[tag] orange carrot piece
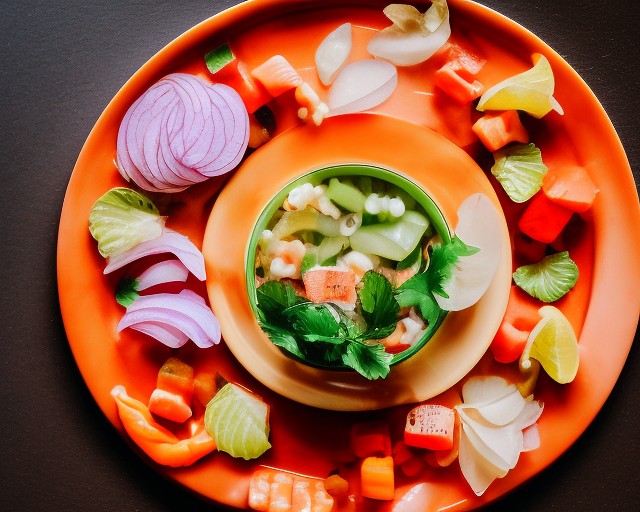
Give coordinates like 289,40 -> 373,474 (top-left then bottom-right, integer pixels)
323,474 -> 349,502
542,165 -> 599,213
148,389 -> 192,423
214,58 -> 271,113
148,357 -> 194,423
193,371 -> 216,408
404,404 -> 455,451
111,385 -> 216,467
303,268 -> 357,305
490,285 -> 541,363
251,55 -> 303,97
350,421 -> 392,458
518,192 -> 574,243
472,110 -> 529,152
360,456 -> 394,501
435,61 -> 485,103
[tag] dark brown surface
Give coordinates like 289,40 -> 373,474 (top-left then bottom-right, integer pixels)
0,0 -> 638,510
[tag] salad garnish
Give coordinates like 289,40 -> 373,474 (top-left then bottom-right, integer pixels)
491,142 -> 548,203
513,251 -> 579,302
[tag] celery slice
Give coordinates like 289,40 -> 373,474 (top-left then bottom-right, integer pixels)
513,251 -> 578,302
491,143 -> 548,203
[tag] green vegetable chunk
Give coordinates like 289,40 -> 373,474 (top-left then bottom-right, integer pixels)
88,187 -> 165,258
326,178 -> 366,212
204,43 -> 235,74
491,143 -> 548,203
513,251 -> 579,302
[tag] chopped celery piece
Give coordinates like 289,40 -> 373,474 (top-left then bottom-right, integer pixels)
326,178 -> 366,212
513,251 -> 578,302
204,43 -> 235,74
300,236 -> 350,274
349,210 -> 429,261
491,143 -> 548,203
271,209 -> 342,239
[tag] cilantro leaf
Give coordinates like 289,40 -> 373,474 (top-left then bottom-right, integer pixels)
342,341 -> 393,380
115,277 -> 139,307
358,271 -> 399,339
284,302 -> 342,341
395,277 -> 442,327
256,281 -> 305,323
259,323 -> 304,359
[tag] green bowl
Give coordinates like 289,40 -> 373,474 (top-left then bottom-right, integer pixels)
245,163 -> 451,372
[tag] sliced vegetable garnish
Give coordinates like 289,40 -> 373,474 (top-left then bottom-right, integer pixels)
116,259 -> 190,307
513,251 -> 578,302
455,376 -> 543,495
477,54 -> 563,118
491,143 -> 548,203
117,289 -> 221,348
88,187 -> 165,258
519,305 -> 579,384
367,0 -> 451,66
116,73 -> 249,192
204,43 -> 235,74
104,229 -> 206,281
327,59 -> 398,117
315,23 -> 352,85
204,382 -> 271,460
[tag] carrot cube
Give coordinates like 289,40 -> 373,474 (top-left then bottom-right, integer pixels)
435,61 -> 485,103
542,165 -> 599,213
472,110 -> 529,151
361,456 -> 394,501
404,404 -> 455,451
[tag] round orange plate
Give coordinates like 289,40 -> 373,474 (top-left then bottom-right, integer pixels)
57,0 -> 640,510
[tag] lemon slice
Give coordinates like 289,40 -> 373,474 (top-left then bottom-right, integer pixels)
519,306 -> 579,384
477,54 -> 563,119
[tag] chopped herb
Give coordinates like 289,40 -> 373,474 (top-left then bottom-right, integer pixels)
115,276 -> 139,307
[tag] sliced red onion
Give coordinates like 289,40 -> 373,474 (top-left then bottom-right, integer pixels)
125,320 -> 190,348
104,229 -> 206,280
116,73 -> 249,192
135,259 -> 190,291
117,290 -> 220,348
327,59 -> 398,117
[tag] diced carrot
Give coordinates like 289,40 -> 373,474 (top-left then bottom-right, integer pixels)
542,165 -> 599,213
303,268 -> 357,305
404,404 -> 455,451
148,357 -> 194,423
214,58 -> 271,113
350,421 -> 392,458
472,110 -> 529,152
111,385 -> 216,467
193,371 -> 216,408
323,474 -> 349,501
490,285 -> 541,363
360,456 -> 394,501
435,61 -> 485,103
518,192 -> 574,244
251,55 -> 304,97
248,469 -> 334,512
148,389 -> 192,423
435,42 -> 487,75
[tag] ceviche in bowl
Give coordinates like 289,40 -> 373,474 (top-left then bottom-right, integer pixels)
247,163 -> 494,378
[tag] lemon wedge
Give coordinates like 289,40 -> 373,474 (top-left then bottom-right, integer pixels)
519,306 -> 579,384
477,54 -> 563,118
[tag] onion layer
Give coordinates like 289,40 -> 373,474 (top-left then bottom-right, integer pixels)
116,73 -> 249,192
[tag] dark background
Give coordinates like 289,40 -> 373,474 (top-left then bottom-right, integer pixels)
1,0 -> 638,510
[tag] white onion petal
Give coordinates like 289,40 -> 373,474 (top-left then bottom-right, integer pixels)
392,483 -> 430,512
117,290 -> 220,348
116,73 -> 249,192
135,259 -> 190,291
104,229 -> 206,281
315,23 -> 352,86
327,59 -> 398,116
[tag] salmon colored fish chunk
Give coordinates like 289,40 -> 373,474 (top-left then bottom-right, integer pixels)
302,268 -> 357,305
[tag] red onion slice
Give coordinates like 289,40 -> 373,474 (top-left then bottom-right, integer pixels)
117,290 -> 220,348
135,259 -> 190,291
124,320 -> 190,349
116,73 -> 249,192
104,229 -> 206,280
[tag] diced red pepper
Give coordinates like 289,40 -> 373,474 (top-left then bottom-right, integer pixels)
542,165 -> 599,213
404,404 -> 455,451
350,421 -> 392,458
472,110 -> 529,152
490,285 -> 541,363
518,192 -> 574,243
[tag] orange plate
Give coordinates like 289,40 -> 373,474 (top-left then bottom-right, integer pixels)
57,0 -> 640,510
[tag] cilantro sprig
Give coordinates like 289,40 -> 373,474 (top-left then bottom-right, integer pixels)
255,271 -> 397,380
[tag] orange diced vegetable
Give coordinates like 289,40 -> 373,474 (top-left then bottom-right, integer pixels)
111,385 -> 216,467
360,456 -> 394,501
251,55 -> 304,97
148,357 -> 194,423
518,192 -> 574,243
490,285 -> 541,363
303,268 -> 357,305
214,58 -> 271,113
436,42 -> 487,75
472,110 -> 529,152
350,421 -> 392,458
193,371 -> 216,408
324,474 -> 349,501
542,165 -> 599,213
435,61 -> 485,103
430,407 -> 461,467
404,404 -> 455,451
248,469 -> 334,512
